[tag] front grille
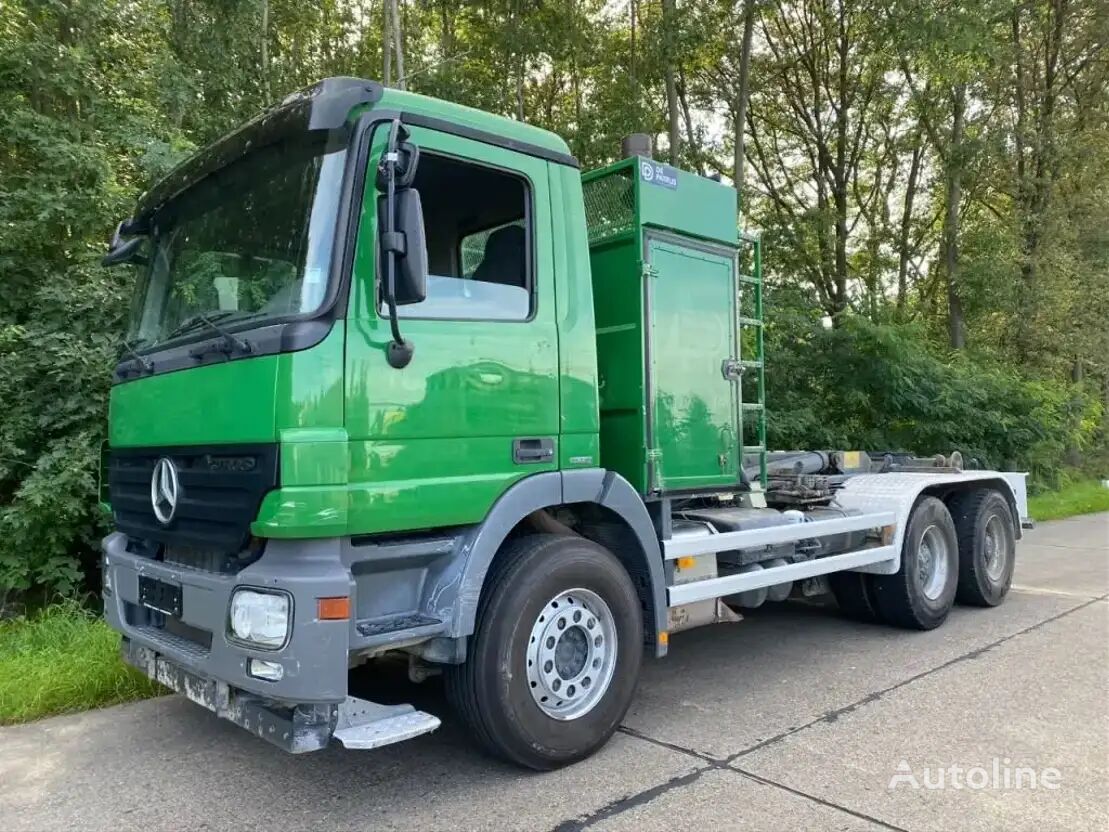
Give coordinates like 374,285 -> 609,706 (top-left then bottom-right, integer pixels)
108,444 -> 278,552
164,542 -> 263,574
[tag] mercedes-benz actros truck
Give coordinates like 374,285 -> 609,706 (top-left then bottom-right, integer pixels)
100,78 -> 1029,770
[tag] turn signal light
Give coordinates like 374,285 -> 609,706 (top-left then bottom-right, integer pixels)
317,596 -> 351,621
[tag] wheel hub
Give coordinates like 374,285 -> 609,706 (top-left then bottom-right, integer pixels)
983,514 -> 1010,581
526,588 -> 617,721
917,524 -> 950,601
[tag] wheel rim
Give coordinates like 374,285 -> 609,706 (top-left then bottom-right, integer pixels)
525,588 -> 617,721
983,514 -> 1011,582
916,525 -> 951,601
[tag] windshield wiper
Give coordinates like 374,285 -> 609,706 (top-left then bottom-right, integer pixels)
166,310 -> 253,355
166,309 -> 239,339
118,338 -> 154,375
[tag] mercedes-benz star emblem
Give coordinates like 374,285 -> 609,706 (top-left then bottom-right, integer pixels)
150,457 -> 180,525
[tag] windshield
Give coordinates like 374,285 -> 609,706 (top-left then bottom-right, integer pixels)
127,137 -> 347,347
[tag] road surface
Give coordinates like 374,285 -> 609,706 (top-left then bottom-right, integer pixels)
1,513 -> 1106,831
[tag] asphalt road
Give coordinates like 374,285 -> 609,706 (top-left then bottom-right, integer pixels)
2,513 -> 1106,831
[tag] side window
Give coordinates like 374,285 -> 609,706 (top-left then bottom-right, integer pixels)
382,154 -> 532,321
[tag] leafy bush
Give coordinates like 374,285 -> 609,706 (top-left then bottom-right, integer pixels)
0,275 -> 127,597
765,318 -> 1103,489
0,0 -> 190,601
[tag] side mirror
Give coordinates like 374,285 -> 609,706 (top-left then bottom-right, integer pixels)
378,188 -> 427,305
375,141 -> 421,191
102,236 -> 147,267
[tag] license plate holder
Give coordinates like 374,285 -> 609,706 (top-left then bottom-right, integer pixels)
139,575 -> 183,618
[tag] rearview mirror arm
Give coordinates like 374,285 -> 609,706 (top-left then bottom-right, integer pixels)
379,119 -> 415,369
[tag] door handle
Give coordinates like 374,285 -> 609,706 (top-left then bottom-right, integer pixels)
513,437 -> 555,465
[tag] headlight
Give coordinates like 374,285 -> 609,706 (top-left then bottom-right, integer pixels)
229,590 -> 290,649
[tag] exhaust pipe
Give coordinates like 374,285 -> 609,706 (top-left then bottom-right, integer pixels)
621,133 -> 653,159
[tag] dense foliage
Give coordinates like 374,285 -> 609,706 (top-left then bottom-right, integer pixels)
0,0 -> 1105,598
766,318 -> 1101,485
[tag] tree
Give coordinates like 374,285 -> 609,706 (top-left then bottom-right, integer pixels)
0,0 -> 1105,600
744,0 -> 890,322
661,0 -> 681,164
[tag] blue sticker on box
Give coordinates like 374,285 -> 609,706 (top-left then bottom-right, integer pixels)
639,160 -> 678,190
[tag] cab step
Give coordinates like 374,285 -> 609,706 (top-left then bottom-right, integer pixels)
332,696 -> 441,750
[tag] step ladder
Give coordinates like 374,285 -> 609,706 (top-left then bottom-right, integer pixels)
737,233 -> 767,488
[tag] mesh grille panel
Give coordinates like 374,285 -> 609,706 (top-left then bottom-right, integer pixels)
583,170 -> 635,244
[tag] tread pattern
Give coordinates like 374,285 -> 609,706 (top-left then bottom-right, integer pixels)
870,496 -> 958,630
444,533 -> 641,769
949,488 -> 1014,607
828,571 -> 882,623
578,521 -> 657,649
444,534 -> 565,767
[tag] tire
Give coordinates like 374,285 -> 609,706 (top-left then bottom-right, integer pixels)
828,570 -> 884,623
948,488 -> 1016,607
870,496 -> 959,630
445,534 -> 643,770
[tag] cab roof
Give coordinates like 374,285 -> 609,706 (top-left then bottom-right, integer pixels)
373,85 -> 576,165
129,77 -> 577,228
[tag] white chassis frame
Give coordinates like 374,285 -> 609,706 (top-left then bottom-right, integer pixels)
664,471 -> 1028,608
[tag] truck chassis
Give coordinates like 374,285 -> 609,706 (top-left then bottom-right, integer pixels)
106,461 -> 1028,768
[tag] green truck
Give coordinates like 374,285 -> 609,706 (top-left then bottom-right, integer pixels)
101,78 -> 1030,770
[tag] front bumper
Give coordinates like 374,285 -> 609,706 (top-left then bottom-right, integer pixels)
123,641 -> 338,753
102,531 -> 353,705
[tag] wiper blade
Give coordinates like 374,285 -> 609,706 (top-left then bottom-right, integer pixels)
166,309 -> 240,340
118,338 -> 153,375
167,310 -> 253,356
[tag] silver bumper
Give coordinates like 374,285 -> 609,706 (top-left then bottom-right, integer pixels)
124,643 -> 440,753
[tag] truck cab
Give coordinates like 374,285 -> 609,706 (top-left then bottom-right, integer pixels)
102,77 -> 1029,768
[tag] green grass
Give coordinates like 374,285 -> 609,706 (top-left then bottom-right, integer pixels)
0,601 -> 163,725
1028,479 -> 1109,522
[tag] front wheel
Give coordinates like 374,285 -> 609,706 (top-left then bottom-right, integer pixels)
445,534 -> 643,770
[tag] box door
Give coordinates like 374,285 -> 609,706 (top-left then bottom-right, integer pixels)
645,234 -> 740,492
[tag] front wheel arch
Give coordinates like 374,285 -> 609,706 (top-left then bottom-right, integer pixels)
438,470 -> 668,656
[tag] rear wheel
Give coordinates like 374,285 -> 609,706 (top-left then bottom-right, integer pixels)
871,496 -> 959,630
949,488 -> 1016,607
829,571 -> 883,623
445,534 -> 643,770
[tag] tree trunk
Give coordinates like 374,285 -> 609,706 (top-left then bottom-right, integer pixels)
629,0 -> 637,120
661,0 -> 680,165
515,61 -> 526,120
390,0 -> 406,89
732,0 -> 756,216
832,5 -> 850,322
383,0 -> 392,86
260,0 -> 271,102
943,84 -> 967,349
677,70 -> 703,175
896,129 -> 924,318
1012,0 -> 1066,362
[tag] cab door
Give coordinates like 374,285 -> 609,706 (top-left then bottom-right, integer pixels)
344,124 -> 559,535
